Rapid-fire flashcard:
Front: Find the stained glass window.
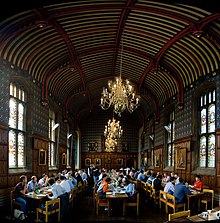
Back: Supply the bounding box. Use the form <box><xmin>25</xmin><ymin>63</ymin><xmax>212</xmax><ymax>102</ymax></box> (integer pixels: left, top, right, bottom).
<box><xmin>208</xmin><ymin>134</ymin><xmax>215</xmax><ymax>168</ymax></box>
<box><xmin>166</xmin><ymin>111</ymin><xmax>175</xmax><ymax>167</ymax></box>
<box><xmin>8</xmin><ymin>83</ymin><xmax>26</xmax><ymax>168</ymax></box>
<box><xmin>201</xmin><ymin>108</ymin><xmax>206</xmax><ymax>134</ymax></box>
<box><xmin>9</xmin><ymin>130</ymin><xmax>16</xmax><ymax>166</ymax></box>
<box><xmin>49</xmin><ymin>110</ymin><xmax>57</xmax><ymax>167</ymax></box>
<box><xmin>9</xmin><ymin>98</ymin><xmax>17</xmax><ymax>128</ymax></box>
<box><xmin>208</xmin><ymin>104</ymin><xmax>215</xmax><ymax>133</ymax></box>
<box><xmin>199</xmin><ymin>89</ymin><xmax>215</xmax><ymax>168</ymax></box>
<box><xmin>199</xmin><ymin>136</ymin><xmax>206</xmax><ymax>167</ymax></box>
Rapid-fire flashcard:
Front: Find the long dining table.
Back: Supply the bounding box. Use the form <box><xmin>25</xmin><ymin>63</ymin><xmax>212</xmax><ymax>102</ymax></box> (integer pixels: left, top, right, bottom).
<box><xmin>106</xmin><ymin>191</ymin><xmax>128</xmax><ymax>216</ymax></box>
<box><xmin>168</xmin><ymin>206</ymin><xmax>220</xmax><ymax>222</ymax></box>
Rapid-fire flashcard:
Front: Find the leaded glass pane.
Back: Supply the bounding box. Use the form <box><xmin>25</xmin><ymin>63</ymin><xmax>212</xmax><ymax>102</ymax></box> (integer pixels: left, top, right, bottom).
<box><xmin>208</xmin><ymin>134</ymin><xmax>215</xmax><ymax>167</ymax></box>
<box><xmin>213</xmin><ymin>90</ymin><xmax>215</xmax><ymax>101</ymax></box>
<box><xmin>10</xmin><ymin>83</ymin><xmax>13</xmax><ymax>95</ymax></box>
<box><xmin>9</xmin><ymin>98</ymin><xmax>17</xmax><ymax>128</ymax></box>
<box><xmin>201</xmin><ymin>108</ymin><xmax>206</xmax><ymax>134</ymax></box>
<box><xmin>208</xmin><ymin>104</ymin><xmax>215</xmax><ymax>133</ymax></box>
<box><xmin>168</xmin><ymin>144</ymin><xmax>172</xmax><ymax>166</ymax></box>
<box><xmin>151</xmin><ymin>150</ymin><xmax>154</xmax><ymax>166</ymax></box>
<box><xmin>209</xmin><ymin>92</ymin><xmax>211</xmax><ymax>103</ymax></box>
<box><xmin>200</xmin><ymin>136</ymin><xmax>206</xmax><ymax>167</ymax></box>
<box><xmin>9</xmin><ymin>130</ymin><xmax>16</xmax><ymax>166</ymax></box>
<box><xmin>22</xmin><ymin>90</ymin><xmax>25</xmax><ymax>102</ymax></box>
<box><xmin>51</xmin><ymin>142</ymin><xmax>55</xmax><ymax>166</ymax></box>
<box><xmin>18</xmin><ymin>132</ymin><xmax>24</xmax><ymax>166</ymax></box>
<box><xmin>172</xmin><ymin>122</ymin><xmax>175</xmax><ymax>141</ymax></box>
<box><xmin>13</xmin><ymin>85</ymin><xmax>16</xmax><ymax>97</ymax></box>
<box><xmin>18</xmin><ymin>103</ymin><xmax>24</xmax><ymax>130</ymax></box>
<box><xmin>200</xmin><ymin>96</ymin><xmax>203</xmax><ymax>106</ymax></box>
<box><xmin>204</xmin><ymin>95</ymin><xmax>206</xmax><ymax>105</ymax></box>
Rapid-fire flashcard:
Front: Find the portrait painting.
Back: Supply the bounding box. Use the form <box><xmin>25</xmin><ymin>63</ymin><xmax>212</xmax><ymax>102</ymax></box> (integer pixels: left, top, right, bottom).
<box><xmin>95</xmin><ymin>158</ymin><xmax>101</xmax><ymax>166</ymax></box>
<box><xmin>62</xmin><ymin>153</ymin><xmax>67</xmax><ymax>165</ymax></box>
<box><xmin>39</xmin><ymin>150</ymin><xmax>46</xmax><ymax>165</ymax></box>
<box><xmin>176</xmin><ymin>147</ymin><xmax>186</xmax><ymax>170</ymax></box>
<box><xmin>117</xmin><ymin>159</ymin><xmax>123</xmax><ymax>166</ymax></box>
<box><xmin>85</xmin><ymin>158</ymin><xmax>91</xmax><ymax>166</ymax></box>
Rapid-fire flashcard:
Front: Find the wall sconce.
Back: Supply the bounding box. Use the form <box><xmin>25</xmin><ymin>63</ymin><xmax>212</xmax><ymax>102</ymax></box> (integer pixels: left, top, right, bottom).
<box><xmin>52</xmin><ymin>123</ymin><xmax>60</xmax><ymax>131</ymax></box>
<box><xmin>164</xmin><ymin>125</ymin><xmax>171</xmax><ymax>132</ymax></box>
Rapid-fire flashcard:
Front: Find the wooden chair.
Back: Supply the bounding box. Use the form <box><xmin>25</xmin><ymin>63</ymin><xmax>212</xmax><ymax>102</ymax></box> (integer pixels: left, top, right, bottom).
<box><xmin>168</xmin><ymin>210</ymin><xmax>191</xmax><ymax>221</ymax></box>
<box><xmin>125</xmin><ymin>192</ymin><xmax>139</xmax><ymax>216</ymax></box>
<box><xmin>77</xmin><ymin>182</ymin><xmax>83</xmax><ymax>199</ymax></box>
<box><xmin>166</xmin><ymin>193</ymin><xmax>186</xmax><ymax>213</ymax></box>
<box><xmin>159</xmin><ymin>190</ymin><xmax>167</xmax><ymax>212</ymax></box>
<box><xmin>36</xmin><ymin>198</ymin><xmax>60</xmax><ymax>222</ymax></box>
<box><xmin>151</xmin><ymin>188</ymin><xmax>160</xmax><ymax>205</ymax></box>
<box><xmin>95</xmin><ymin>193</ymin><xmax>109</xmax><ymax>215</ymax></box>
<box><xmin>68</xmin><ymin>188</ymin><xmax>74</xmax><ymax>209</ymax></box>
<box><xmin>10</xmin><ymin>190</ymin><xmax>22</xmax><ymax>213</ymax></box>
<box><xmin>146</xmin><ymin>183</ymin><xmax>152</xmax><ymax>199</ymax></box>
<box><xmin>201</xmin><ymin>189</ymin><xmax>214</xmax><ymax>210</ymax></box>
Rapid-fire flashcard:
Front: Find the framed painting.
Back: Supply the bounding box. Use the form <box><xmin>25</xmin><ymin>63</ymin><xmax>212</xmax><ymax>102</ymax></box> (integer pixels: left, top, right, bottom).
<box><xmin>117</xmin><ymin>159</ymin><xmax>123</xmax><ymax>166</ymax></box>
<box><xmin>176</xmin><ymin>147</ymin><xmax>186</xmax><ymax>170</ymax></box>
<box><xmin>95</xmin><ymin>158</ymin><xmax>101</xmax><ymax>166</ymax></box>
<box><xmin>85</xmin><ymin>158</ymin><xmax>91</xmax><ymax>166</ymax></box>
<box><xmin>39</xmin><ymin>149</ymin><xmax>46</xmax><ymax>165</ymax></box>
<box><xmin>62</xmin><ymin>153</ymin><xmax>67</xmax><ymax>165</ymax></box>
<box><xmin>88</xmin><ymin>142</ymin><xmax>98</xmax><ymax>152</ymax></box>
<box><xmin>154</xmin><ymin>154</ymin><xmax>160</xmax><ymax>167</ymax></box>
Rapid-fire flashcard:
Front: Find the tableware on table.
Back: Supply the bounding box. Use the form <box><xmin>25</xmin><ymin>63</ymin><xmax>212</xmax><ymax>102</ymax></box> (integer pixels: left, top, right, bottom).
<box><xmin>207</xmin><ymin>210</ymin><xmax>212</xmax><ymax>214</ymax></box>
<box><xmin>216</xmin><ymin>211</ymin><xmax>220</xmax><ymax>219</ymax></box>
<box><xmin>201</xmin><ymin>211</ymin><xmax>208</xmax><ymax>218</ymax></box>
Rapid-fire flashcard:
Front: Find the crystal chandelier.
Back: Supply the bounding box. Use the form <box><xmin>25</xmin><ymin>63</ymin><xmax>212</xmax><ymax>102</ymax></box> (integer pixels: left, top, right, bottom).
<box><xmin>100</xmin><ymin>35</ymin><xmax>140</xmax><ymax>117</ymax></box>
<box><xmin>104</xmin><ymin>117</ymin><xmax>123</xmax><ymax>152</ymax></box>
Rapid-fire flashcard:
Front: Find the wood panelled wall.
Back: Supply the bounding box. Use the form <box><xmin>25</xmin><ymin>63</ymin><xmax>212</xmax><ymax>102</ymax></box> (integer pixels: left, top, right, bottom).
<box><xmin>0</xmin><ymin>123</ymin><xmax>8</xmax><ymax>188</ymax></box>
<box><xmin>81</xmin><ymin>152</ymin><xmax>137</xmax><ymax>170</ymax></box>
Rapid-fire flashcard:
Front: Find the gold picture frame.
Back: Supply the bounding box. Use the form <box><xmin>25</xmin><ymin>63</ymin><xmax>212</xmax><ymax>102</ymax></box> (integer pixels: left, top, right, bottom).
<box><xmin>176</xmin><ymin>147</ymin><xmax>186</xmax><ymax>170</ymax></box>
<box><xmin>39</xmin><ymin>149</ymin><xmax>46</xmax><ymax>165</ymax></box>
<box><xmin>85</xmin><ymin>158</ymin><xmax>91</xmax><ymax>166</ymax></box>
<box><xmin>117</xmin><ymin>159</ymin><xmax>123</xmax><ymax>166</ymax></box>
<box><xmin>62</xmin><ymin>153</ymin><xmax>67</xmax><ymax>165</ymax></box>
<box><xmin>95</xmin><ymin>158</ymin><xmax>101</xmax><ymax>166</ymax></box>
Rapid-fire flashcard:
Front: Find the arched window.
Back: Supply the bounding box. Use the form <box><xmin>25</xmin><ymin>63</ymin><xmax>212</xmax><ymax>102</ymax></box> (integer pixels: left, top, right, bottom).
<box><xmin>48</xmin><ymin>110</ymin><xmax>59</xmax><ymax>167</ymax></box>
<box><xmin>8</xmin><ymin>83</ymin><xmax>26</xmax><ymax>168</ymax></box>
<box><xmin>199</xmin><ymin>90</ymin><xmax>216</xmax><ymax>168</ymax></box>
<box><xmin>166</xmin><ymin>111</ymin><xmax>175</xmax><ymax>167</ymax></box>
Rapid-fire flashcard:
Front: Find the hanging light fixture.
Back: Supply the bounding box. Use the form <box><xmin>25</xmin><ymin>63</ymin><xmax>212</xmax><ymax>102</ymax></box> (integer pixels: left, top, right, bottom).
<box><xmin>104</xmin><ymin>117</ymin><xmax>123</xmax><ymax>152</ymax></box>
<box><xmin>100</xmin><ymin>33</ymin><xmax>140</xmax><ymax>117</ymax></box>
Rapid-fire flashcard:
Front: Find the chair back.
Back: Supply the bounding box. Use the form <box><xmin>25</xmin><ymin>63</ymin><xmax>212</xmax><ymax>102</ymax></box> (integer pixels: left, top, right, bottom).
<box><xmin>168</xmin><ymin>210</ymin><xmax>190</xmax><ymax>221</ymax></box>
<box><xmin>202</xmin><ymin>188</ymin><xmax>214</xmax><ymax>209</ymax></box>
<box><xmin>125</xmin><ymin>192</ymin><xmax>139</xmax><ymax>216</ymax></box>
<box><xmin>45</xmin><ymin>198</ymin><xmax>60</xmax><ymax>213</ymax></box>
<box><xmin>10</xmin><ymin>190</ymin><xmax>22</xmax><ymax>211</ymax></box>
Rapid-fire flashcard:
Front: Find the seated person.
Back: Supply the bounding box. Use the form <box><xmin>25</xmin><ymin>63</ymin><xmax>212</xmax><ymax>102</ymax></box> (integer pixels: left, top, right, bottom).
<box><xmin>47</xmin><ymin>178</ymin><xmax>65</xmax><ymax>199</ymax></box>
<box><xmin>164</xmin><ymin>177</ymin><xmax>176</xmax><ymax>195</ymax></box>
<box><xmin>27</xmin><ymin>176</ymin><xmax>38</xmax><ymax>192</ymax></box>
<box><xmin>174</xmin><ymin>177</ymin><xmax>191</xmax><ymax>204</ymax></box>
<box><xmin>153</xmin><ymin>174</ymin><xmax>164</xmax><ymax>195</ymax></box>
<box><xmin>192</xmin><ymin>175</ymin><xmax>203</xmax><ymax>191</ymax></box>
<box><xmin>38</xmin><ymin>173</ymin><xmax>48</xmax><ymax>188</ymax></box>
<box><xmin>124</xmin><ymin>178</ymin><xmax>136</xmax><ymax>201</ymax></box>
<box><xmin>14</xmin><ymin>175</ymin><xmax>28</xmax><ymax>215</ymax></box>
<box><xmin>97</xmin><ymin>177</ymin><xmax>113</xmax><ymax>199</ymax></box>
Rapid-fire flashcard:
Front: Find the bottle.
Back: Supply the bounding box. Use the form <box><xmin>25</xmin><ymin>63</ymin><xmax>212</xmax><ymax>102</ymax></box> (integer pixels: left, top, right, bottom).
<box><xmin>34</xmin><ymin>185</ymin><xmax>39</xmax><ymax>194</ymax></box>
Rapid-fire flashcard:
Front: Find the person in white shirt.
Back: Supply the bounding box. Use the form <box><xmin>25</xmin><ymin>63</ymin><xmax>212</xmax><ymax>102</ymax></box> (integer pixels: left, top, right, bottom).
<box><xmin>47</xmin><ymin>178</ymin><xmax>64</xmax><ymax>199</ymax></box>
<box><xmin>164</xmin><ymin>177</ymin><xmax>176</xmax><ymax>195</ymax></box>
<box><xmin>60</xmin><ymin>175</ymin><xmax>71</xmax><ymax>193</ymax></box>
<box><xmin>38</xmin><ymin>173</ymin><xmax>48</xmax><ymax>188</ymax></box>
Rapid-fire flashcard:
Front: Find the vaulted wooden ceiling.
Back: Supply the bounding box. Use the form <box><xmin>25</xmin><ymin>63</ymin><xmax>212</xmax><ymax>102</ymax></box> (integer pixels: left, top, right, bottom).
<box><xmin>0</xmin><ymin>0</ymin><xmax>219</xmax><ymax>125</ymax></box>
